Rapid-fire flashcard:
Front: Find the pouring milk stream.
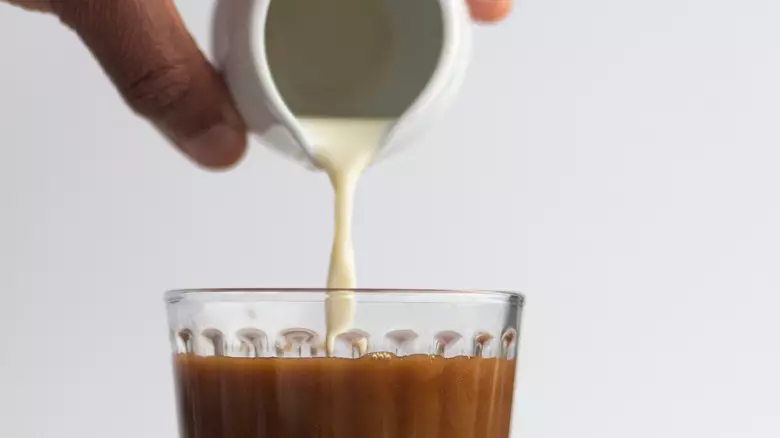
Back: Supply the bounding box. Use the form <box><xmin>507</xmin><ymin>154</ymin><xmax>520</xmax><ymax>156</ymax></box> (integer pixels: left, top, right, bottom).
<box><xmin>213</xmin><ymin>0</ymin><xmax>472</xmax><ymax>355</ymax></box>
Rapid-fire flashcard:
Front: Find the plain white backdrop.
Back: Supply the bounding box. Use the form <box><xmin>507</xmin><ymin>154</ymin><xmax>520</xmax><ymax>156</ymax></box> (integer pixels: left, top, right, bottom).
<box><xmin>1</xmin><ymin>0</ymin><xmax>779</xmax><ymax>437</ymax></box>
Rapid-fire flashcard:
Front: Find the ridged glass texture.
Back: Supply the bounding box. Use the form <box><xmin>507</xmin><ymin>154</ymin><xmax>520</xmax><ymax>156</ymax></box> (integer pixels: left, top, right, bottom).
<box><xmin>165</xmin><ymin>289</ymin><xmax>524</xmax><ymax>438</ymax></box>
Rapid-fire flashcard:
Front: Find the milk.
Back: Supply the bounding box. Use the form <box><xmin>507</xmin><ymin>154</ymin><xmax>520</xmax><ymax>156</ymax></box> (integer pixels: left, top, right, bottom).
<box><xmin>262</xmin><ymin>0</ymin><xmax>448</xmax><ymax>355</ymax></box>
<box><xmin>299</xmin><ymin>118</ymin><xmax>393</xmax><ymax>354</ymax></box>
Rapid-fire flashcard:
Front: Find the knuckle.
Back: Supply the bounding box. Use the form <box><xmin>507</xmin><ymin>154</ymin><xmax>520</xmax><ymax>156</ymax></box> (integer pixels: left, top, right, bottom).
<box><xmin>121</xmin><ymin>61</ymin><xmax>193</xmax><ymax>119</ymax></box>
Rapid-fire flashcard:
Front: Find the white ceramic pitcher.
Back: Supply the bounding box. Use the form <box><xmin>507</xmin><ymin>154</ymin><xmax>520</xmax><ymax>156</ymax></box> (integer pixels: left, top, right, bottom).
<box><xmin>212</xmin><ymin>0</ymin><xmax>472</xmax><ymax>170</ymax></box>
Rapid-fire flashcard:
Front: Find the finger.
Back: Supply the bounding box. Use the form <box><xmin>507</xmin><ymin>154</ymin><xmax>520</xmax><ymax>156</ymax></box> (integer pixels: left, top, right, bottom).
<box><xmin>467</xmin><ymin>0</ymin><xmax>512</xmax><ymax>23</ymax></box>
<box><xmin>51</xmin><ymin>0</ymin><xmax>246</xmax><ymax>169</ymax></box>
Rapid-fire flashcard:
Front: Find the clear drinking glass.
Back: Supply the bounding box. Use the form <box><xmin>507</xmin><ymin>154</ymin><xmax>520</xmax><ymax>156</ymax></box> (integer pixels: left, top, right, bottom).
<box><xmin>165</xmin><ymin>289</ymin><xmax>524</xmax><ymax>438</ymax></box>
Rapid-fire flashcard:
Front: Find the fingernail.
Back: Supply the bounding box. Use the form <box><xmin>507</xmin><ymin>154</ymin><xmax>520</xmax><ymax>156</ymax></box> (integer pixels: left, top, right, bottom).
<box><xmin>179</xmin><ymin>123</ymin><xmax>246</xmax><ymax>169</ymax></box>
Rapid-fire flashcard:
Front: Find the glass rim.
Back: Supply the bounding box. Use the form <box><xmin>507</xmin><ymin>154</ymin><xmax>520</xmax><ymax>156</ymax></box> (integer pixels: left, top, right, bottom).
<box><xmin>164</xmin><ymin>288</ymin><xmax>524</xmax><ymax>305</ymax></box>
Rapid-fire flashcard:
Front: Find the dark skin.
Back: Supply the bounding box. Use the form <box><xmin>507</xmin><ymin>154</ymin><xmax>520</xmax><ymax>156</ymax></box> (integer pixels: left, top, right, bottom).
<box><xmin>4</xmin><ymin>0</ymin><xmax>511</xmax><ymax>169</ymax></box>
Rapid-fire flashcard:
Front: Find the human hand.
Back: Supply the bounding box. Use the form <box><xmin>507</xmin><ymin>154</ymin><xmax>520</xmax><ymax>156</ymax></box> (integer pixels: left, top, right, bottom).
<box><xmin>4</xmin><ymin>0</ymin><xmax>511</xmax><ymax>169</ymax></box>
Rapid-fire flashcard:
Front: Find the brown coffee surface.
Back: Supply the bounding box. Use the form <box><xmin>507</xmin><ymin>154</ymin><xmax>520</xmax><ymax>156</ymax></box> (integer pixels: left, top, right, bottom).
<box><xmin>174</xmin><ymin>354</ymin><xmax>516</xmax><ymax>438</ymax></box>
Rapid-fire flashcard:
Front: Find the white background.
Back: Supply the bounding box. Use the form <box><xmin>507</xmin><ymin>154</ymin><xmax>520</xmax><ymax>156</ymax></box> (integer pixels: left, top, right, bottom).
<box><xmin>1</xmin><ymin>0</ymin><xmax>779</xmax><ymax>437</ymax></box>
